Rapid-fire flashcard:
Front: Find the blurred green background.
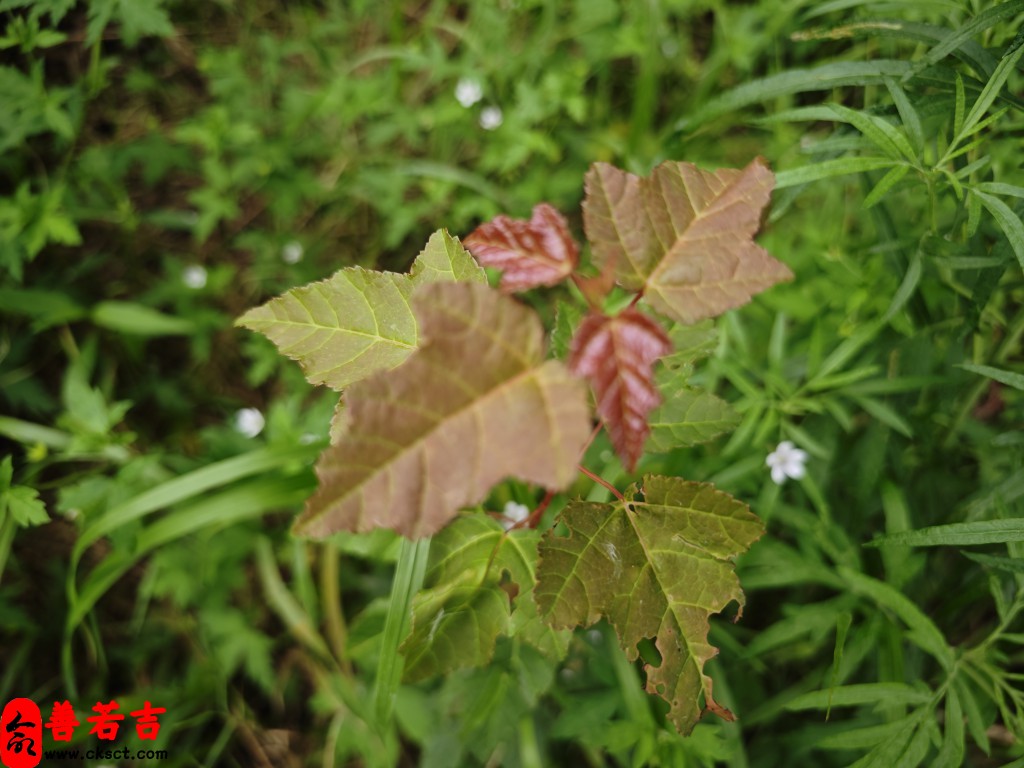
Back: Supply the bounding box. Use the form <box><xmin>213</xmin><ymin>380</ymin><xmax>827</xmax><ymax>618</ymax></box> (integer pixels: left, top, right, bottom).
<box><xmin>1</xmin><ymin>1</ymin><xmax>1022</xmax><ymax>766</ymax></box>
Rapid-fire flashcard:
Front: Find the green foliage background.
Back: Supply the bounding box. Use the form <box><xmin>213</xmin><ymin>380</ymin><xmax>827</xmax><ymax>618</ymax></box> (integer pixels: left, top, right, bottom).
<box><xmin>0</xmin><ymin>0</ymin><xmax>1022</xmax><ymax>766</ymax></box>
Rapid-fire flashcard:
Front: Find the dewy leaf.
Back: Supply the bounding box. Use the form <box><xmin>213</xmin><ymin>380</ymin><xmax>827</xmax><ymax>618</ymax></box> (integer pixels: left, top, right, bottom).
<box><xmin>582</xmin><ymin>158</ymin><xmax>792</xmax><ymax>323</ymax></box>
<box><xmin>401</xmin><ymin>515</ymin><xmax>560</xmax><ymax>681</ymax></box>
<box><xmin>647</xmin><ymin>388</ymin><xmax>739</xmax><ymax>452</ymax></box>
<box><xmin>569</xmin><ymin>308</ymin><xmax>671</xmax><ymax>470</ymax></box>
<box><xmin>464</xmin><ymin>203</ymin><xmax>579</xmax><ymax>292</ymax></box>
<box><xmin>536</xmin><ymin>475</ymin><xmax>764</xmax><ymax>734</ymax></box>
<box><xmin>236</xmin><ymin>229</ymin><xmax>484</xmax><ymax>390</ymax></box>
<box><xmin>295</xmin><ymin>282</ymin><xmax>592</xmax><ymax>539</ymax></box>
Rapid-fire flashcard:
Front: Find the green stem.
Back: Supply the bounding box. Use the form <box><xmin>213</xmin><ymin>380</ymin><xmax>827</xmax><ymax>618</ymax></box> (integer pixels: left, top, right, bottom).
<box><xmin>321</xmin><ymin>544</ymin><xmax>352</xmax><ymax>675</ymax></box>
<box><xmin>372</xmin><ymin>535</ymin><xmax>430</xmax><ymax>729</ymax></box>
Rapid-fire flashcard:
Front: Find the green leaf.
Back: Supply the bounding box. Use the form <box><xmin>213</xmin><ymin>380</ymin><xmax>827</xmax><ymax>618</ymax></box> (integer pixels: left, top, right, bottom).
<box><xmin>960</xmin><ymin>33</ymin><xmax>1024</xmax><ymax>136</ymax></box>
<box><xmin>885</xmin><ymin>78</ymin><xmax>923</xmax><ymax>151</ymax></box>
<box><xmin>839</xmin><ymin>569</ymin><xmax>954</xmax><ymax>669</ymax></box>
<box><xmin>864</xmin><ymin>165</ymin><xmax>911</xmax><ymax>209</ymax></box>
<box><xmin>775</xmin><ymin>157</ymin><xmax>897</xmax><ymax>189</ymax></box>
<box><xmin>848</xmin><ymin>709</ymin><xmax>931</xmax><ymax>768</ymax></box>
<box><xmin>954</xmin><ymin>677</ymin><xmax>991</xmax><ymax>755</ymax></box>
<box><xmin>536</xmin><ymin>475</ymin><xmax>764</xmax><ymax>733</ymax></box>
<box><xmin>786</xmin><ymin>683</ymin><xmax>932</xmax><ymax>711</ymax></box>
<box><xmin>401</xmin><ymin>516</ymin><xmax>559</xmax><ymax>681</ymax></box>
<box><xmin>852</xmin><ymin>394</ymin><xmax>913</xmax><ymax>437</ymax></box>
<box><xmin>4</xmin><ymin>484</ymin><xmax>49</xmax><ymax>527</ymax></box>
<box><xmin>868</xmin><ymin>519</ymin><xmax>1024</xmax><ymax>547</ymax></box>
<box><xmin>409</xmin><ymin>229</ymin><xmax>489</xmax><ymax>285</ymax></box>
<box><xmin>296</xmin><ymin>282</ymin><xmax>591</xmax><ymax>539</ymax></box>
<box><xmin>828</xmin><ymin>612</ymin><xmax>853</xmax><ymax>719</ymax></box>
<box><xmin>660</xmin><ymin>320</ymin><xmax>718</xmax><ymax>371</ymax></box>
<box><xmin>237</xmin><ymin>230</ymin><xmax>485</xmax><ymax>391</ymax></box>
<box><xmin>816</xmin><ymin>716</ymin><xmax>918</xmax><ymax>751</ymax></box>
<box><xmin>962</xmin><ymin>551</ymin><xmax>1024</xmax><ymax>574</ymax></box>
<box><xmin>647</xmin><ymin>388</ymin><xmax>739</xmax><ymax>452</ymax></box>
<box><xmin>975</xmin><ymin>191</ymin><xmax>1024</xmax><ymax>271</ymax></box>
<box><xmin>675</xmin><ymin>60</ymin><xmax>913</xmax><ymax>129</ymax></box>
<box><xmin>934</xmin><ymin>683</ymin><xmax>965</xmax><ymax>768</ymax></box>
<box><xmin>0</xmin><ymin>287</ymin><xmax>85</xmax><ymax>329</ymax></box>
<box><xmin>953</xmin><ymin>72</ymin><xmax>966</xmax><ymax>139</ymax></box>
<box><xmin>975</xmin><ymin>182</ymin><xmax>1024</xmax><ymax>200</ymax></box>
<box><xmin>91</xmin><ymin>301</ymin><xmax>195</xmax><ymax>336</ymax></box>
<box><xmin>957</xmin><ymin>362</ymin><xmax>1024</xmax><ymax>390</ymax></box>
<box><xmin>88</xmin><ymin>0</ymin><xmax>173</xmax><ymax>47</ymax></box>
<box><xmin>827</xmin><ymin>104</ymin><xmax>916</xmax><ymax>162</ymax></box>
<box><xmin>551</xmin><ymin>299</ymin><xmax>584</xmax><ymax>360</ymax></box>
<box><xmin>882</xmin><ymin>249</ymin><xmax>922</xmax><ymax>321</ymax></box>
<box><xmin>912</xmin><ymin>0</ymin><xmax>1024</xmax><ymax>71</ymax></box>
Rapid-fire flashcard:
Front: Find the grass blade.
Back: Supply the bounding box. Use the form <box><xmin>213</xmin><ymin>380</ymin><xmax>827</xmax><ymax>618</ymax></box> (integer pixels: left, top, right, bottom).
<box><xmin>868</xmin><ymin>519</ymin><xmax>1024</xmax><ymax>547</ymax></box>
<box><xmin>957</xmin><ymin>362</ymin><xmax>1024</xmax><ymax>390</ymax></box>
<box><xmin>372</xmin><ymin>535</ymin><xmax>430</xmax><ymax>729</ymax></box>
<box><xmin>776</xmin><ymin>157</ymin><xmax>897</xmax><ymax>189</ymax></box>
<box><xmin>962</xmin><ymin>551</ymin><xmax>1024</xmax><ymax>574</ymax></box>
<box><xmin>786</xmin><ymin>683</ymin><xmax>931</xmax><ymax>711</ymax></box>
<box><xmin>973</xmin><ymin>191</ymin><xmax>1024</xmax><ymax>271</ymax></box>
<box><xmin>676</xmin><ymin>61</ymin><xmax>913</xmax><ymax>129</ymax></box>
<box><xmin>911</xmin><ymin>0</ymin><xmax>1024</xmax><ymax>71</ymax></box>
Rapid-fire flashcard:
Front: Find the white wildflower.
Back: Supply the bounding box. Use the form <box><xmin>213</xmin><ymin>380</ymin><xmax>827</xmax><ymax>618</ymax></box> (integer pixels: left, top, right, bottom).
<box><xmin>479</xmin><ymin>105</ymin><xmax>503</xmax><ymax>130</ymax></box>
<box><xmin>765</xmin><ymin>440</ymin><xmax>808</xmax><ymax>485</ymax></box>
<box><xmin>455</xmin><ymin>77</ymin><xmax>483</xmax><ymax>108</ymax></box>
<box><xmin>233</xmin><ymin>407</ymin><xmax>265</xmax><ymax>438</ymax></box>
<box><xmin>501</xmin><ymin>501</ymin><xmax>530</xmax><ymax>530</ymax></box>
<box><xmin>182</xmin><ymin>265</ymin><xmax>207</xmax><ymax>289</ymax></box>
<box><xmin>281</xmin><ymin>241</ymin><xmax>304</xmax><ymax>264</ymax></box>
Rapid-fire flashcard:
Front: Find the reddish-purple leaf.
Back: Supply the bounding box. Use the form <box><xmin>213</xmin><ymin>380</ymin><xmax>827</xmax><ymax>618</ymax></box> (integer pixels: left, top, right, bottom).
<box><xmin>464</xmin><ymin>203</ymin><xmax>579</xmax><ymax>292</ymax></box>
<box><xmin>569</xmin><ymin>308</ymin><xmax>672</xmax><ymax>471</ymax></box>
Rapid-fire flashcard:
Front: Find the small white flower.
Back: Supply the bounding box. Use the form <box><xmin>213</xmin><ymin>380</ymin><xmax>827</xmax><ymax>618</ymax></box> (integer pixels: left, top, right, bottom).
<box><xmin>233</xmin><ymin>407</ymin><xmax>265</xmax><ymax>438</ymax></box>
<box><xmin>479</xmin><ymin>105</ymin><xmax>503</xmax><ymax>130</ymax></box>
<box><xmin>281</xmin><ymin>241</ymin><xmax>304</xmax><ymax>264</ymax></box>
<box><xmin>183</xmin><ymin>265</ymin><xmax>207</xmax><ymax>289</ymax></box>
<box><xmin>501</xmin><ymin>501</ymin><xmax>530</xmax><ymax>530</ymax></box>
<box><xmin>766</xmin><ymin>441</ymin><xmax>808</xmax><ymax>485</ymax></box>
<box><xmin>455</xmin><ymin>77</ymin><xmax>483</xmax><ymax>108</ymax></box>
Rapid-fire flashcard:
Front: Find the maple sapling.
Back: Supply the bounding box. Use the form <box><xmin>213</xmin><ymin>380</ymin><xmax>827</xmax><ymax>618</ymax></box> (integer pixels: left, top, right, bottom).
<box><xmin>238</xmin><ymin>157</ymin><xmax>792</xmax><ymax>734</ymax></box>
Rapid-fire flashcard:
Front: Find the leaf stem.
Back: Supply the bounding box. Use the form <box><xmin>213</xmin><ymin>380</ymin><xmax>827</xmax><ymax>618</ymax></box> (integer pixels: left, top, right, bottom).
<box><xmin>577</xmin><ymin>464</ymin><xmax>624</xmax><ymax>501</ymax></box>
<box><xmin>515</xmin><ymin>489</ymin><xmax>555</xmax><ymax>531</ymax></box>
<box><xmin>320</xmin><ymin>544</ymin><xmax>352</xmax><ymax>675</ymax></box>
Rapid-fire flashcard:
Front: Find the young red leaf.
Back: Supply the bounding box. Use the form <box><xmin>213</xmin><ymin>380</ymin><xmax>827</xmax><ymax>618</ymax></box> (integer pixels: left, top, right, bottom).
<box><xmin>569</xmin><ymin>308</ymin><xmax>671</xmax><ymax>470</ymax></box>
<box><xmin>464</xmin><ymin>203</ymin><xmax>579</xmax><ymax>292</ymax></box>
<box><xmin>583</xmin><ymin>158</ymin><xmax>792</xmax><ymax>323</ymax></box>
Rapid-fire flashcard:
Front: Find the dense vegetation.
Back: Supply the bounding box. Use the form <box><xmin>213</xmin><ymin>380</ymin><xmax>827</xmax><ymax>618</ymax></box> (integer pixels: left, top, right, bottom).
<box><xmin>1</xmin><ymin>1</ymin><xmax>1022</xmax><ymax>766</ymax></box>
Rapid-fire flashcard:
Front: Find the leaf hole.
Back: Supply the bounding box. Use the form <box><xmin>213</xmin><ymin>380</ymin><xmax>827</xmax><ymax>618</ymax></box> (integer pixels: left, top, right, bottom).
<box><xmin>637</xmin><ymin>637</ymin><xmax>662</xmax><ymax>668</ymax></box>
